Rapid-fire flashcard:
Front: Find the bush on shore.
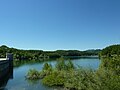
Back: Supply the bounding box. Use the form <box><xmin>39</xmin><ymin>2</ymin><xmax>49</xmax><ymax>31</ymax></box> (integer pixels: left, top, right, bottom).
<box><xmin>26</xmin><ymin>57</ymin><xmax>120</xmax><ymax>90</ymax></box>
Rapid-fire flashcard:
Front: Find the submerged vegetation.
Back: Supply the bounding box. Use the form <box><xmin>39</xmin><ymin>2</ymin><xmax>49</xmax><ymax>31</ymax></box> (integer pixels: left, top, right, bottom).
<box><xmin>26</xmin><ymin>44</ymin><xmax>120</xmax><ymax>90</ymax></box>
<box><xmin>26</xmin><ymin>56</ymin><xmax>120</xmax><ymax>90</ymax></box>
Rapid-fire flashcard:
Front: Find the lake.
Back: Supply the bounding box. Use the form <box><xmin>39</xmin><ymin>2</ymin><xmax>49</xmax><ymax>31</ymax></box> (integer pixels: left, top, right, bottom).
<box><xmin>2</xmin><ymin>57</ymin><xmax>100</xmax><ymax>90</ymax></box>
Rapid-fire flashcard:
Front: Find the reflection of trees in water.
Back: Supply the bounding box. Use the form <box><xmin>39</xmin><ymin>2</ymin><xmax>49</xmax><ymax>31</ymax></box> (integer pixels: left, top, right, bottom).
<box><xmin>0</xmin><ymin>67</ymin><xmax>13</xmax><ymax>90</ymax></box>
<box><xmin>65</xmin><ymin>56</ymin><xmax>99</xmax><ymax>60</ymax></box>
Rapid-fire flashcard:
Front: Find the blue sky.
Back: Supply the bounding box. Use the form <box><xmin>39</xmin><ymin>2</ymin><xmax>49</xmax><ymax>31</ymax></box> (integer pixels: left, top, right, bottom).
<box><xmin>0</xmin><ymin>0</ymin><xmax>120</xmax><ymax>50</ymax></box>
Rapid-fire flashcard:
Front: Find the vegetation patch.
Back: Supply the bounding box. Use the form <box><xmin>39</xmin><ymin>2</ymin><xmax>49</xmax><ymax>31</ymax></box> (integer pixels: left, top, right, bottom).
<box><xmin>0</xmin><ymin>45</ymin><xmax>101</xmax><ymax>61</ymax></box>
<box><xmin>26</xmin><ymin>45</ymin><xmax>120</xmax><ymax>90</ymax></box>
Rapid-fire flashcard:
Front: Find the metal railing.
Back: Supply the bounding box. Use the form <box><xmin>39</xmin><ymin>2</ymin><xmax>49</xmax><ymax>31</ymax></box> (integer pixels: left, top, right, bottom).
<box><xmin>0</xmin><ymin>58</ymin><xmax>7</xmax><ymax>61</ymax></box>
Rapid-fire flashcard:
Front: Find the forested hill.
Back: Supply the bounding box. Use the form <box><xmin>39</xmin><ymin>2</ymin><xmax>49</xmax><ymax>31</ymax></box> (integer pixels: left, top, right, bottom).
<box><xmin>0</xmin><ymin>45</ymin><xmax>101</xmax><ymax>60</ymax></box>
<box><xmin>100</xmin><ymin>44</ymin><xmax>120</xmax><ymax>57</ymax></box>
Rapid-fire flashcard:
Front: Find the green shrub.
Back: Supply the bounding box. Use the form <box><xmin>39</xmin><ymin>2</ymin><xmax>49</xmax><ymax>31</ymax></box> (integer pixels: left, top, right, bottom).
<box><xmin>66</xmin><ymin>60</ymin><xmax>75</xmax><ymax>70</ymax></box>
<box><xmin>26</xmin><ymin>56</ymin><xmax>120</xmax><ymax>90</ymax></box>
<box><xmin>55</xmin><ymin>60</ymin><xmax>75</xmax><ymax>71</ymax></box>
<box><xmin>43</xmin><ymin>62</ymin><xmax>52</xmax><ymax>71</ymax></box>
<box><xmin>42</xmin><ymin>71</ymin><xmax>64</xmax><ymax>86</ymax></box>
<box><xmin>26</xmin><ymin>69</ymin><xmax>40</xmax><ymax>80</ymax></box>
<box><xmin>55</xmin><ymin>60</ymin><xmax>66</xmax><ymax>70</ymax></box>
<box><xmin>100</xmin><ymin>56</ymin><xmax>120</xmax><ymax>75</ymax></box>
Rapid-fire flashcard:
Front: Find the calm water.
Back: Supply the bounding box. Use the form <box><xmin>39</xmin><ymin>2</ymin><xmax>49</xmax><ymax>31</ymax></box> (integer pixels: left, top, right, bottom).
<box><xmin>4</xmin><ymin>57</ymin><xmax>100</xmax><ymax>90</ymax></box>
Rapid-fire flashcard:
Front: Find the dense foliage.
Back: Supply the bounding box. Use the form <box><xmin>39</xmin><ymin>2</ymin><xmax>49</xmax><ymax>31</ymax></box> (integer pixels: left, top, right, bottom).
<box><xmin>100</xmin><ymin>44</ymin><xmax>120</xmax><ymax>56</ymax></box>
<box><xmin>0</xmin><ymin>45</ymin><xmax>101</xmax><ymax>61</ymax></box>
<box><xmin>26</xmin><ymin>56</ymin><xmax>120</xmax><ymax>90</ymax></box>
<box><xmin>26</xmin><ymin>45</ymin><xmax>120</xmax><ymax>90</ymax></box>
<box><xmin>99</xmin><ymin>56</ymin><xmax>120</xmax><ymax>75</ymax></box>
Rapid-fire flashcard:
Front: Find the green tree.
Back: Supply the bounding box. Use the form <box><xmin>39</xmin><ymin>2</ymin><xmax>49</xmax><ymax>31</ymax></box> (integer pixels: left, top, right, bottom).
<box><xmin>43</xmin><ymin>62</ymin><xmax>52</xmax><ymax>71</ymax></box>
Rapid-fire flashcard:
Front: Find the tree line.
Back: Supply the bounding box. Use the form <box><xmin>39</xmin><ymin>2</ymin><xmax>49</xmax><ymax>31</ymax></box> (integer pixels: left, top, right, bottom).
<box><xmin>0</xmin><ymin>45</ymin><xmax>101</xmax><ymax>61</ymax></box>
<box><xmin>100</xmin><ymin>44</ymin><xmax>120</xmax><ymax>57</ymax></box>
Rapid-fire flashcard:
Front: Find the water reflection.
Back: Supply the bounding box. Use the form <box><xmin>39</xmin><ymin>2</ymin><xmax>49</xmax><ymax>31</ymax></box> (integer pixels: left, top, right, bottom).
<box><xmin>3</xmin><ymin>57</ymin><xmax>100</xmax><ymax>90</ymax></box>
<box><xmin>65</xmin><ymin>56</ymin><xmax>99</xmax><ymax>60</ymax></box>
<box><xmin>0</xmin><ymin>67</ymin><xmax>13</xmax><ymax>90</ymax></box>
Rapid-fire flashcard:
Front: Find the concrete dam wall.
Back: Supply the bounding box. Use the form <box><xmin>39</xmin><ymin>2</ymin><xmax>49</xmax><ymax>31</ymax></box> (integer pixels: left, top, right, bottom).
<box><xmin>0</xmin><ymin>53</ymin><xmax>13</xmax><ymax>89</ymax></box>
